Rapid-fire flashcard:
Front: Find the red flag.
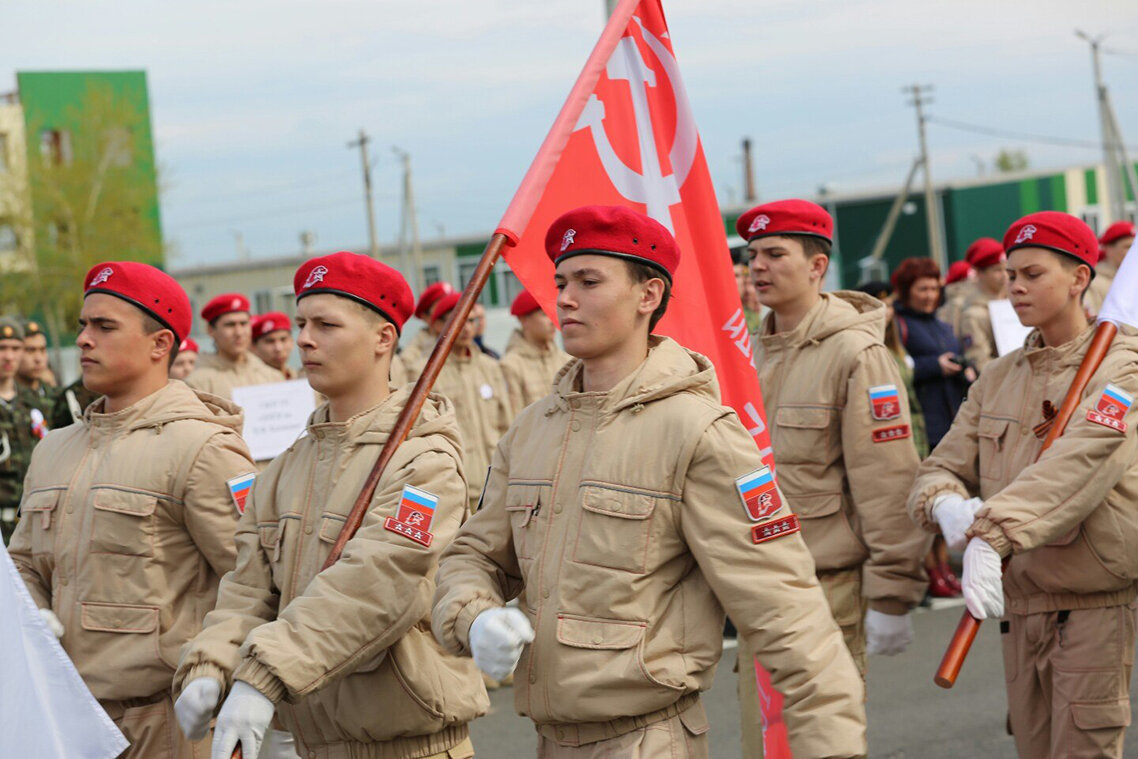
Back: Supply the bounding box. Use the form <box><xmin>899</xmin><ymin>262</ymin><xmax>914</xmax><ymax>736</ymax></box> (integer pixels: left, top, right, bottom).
<box><xmin>495</xmin><ymin>1</ymin><xmax>789</xmax><ymax>755</ymax></box>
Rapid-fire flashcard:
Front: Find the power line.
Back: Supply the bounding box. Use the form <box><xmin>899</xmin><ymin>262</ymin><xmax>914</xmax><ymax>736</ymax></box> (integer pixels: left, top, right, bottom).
<box><xmin>926</xmin><ymin>115</ymin><xmax>1138</xmax><ymax>153</ymax></box>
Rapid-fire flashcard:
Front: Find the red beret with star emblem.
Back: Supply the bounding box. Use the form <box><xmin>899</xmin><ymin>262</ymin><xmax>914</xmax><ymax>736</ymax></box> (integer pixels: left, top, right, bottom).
<box><xmin>735</xmin><ymin>199</ymin><xmax>833</xmax><ymax>245</ymax></box>
<box><xmin>252</xmin><ymin>311</ymin><xmax>292</xmax><ymax>342</ymax></box>
<box><xmin>964</xmin><ymin>238</ymin><xmax>1004</xmax><ymax>269</ymax></box>
<box><xmin>294</xmin><ymin>251</ymin><xmax>413</xmax><ymax>334</ymax></box>
<box><xmin>414</xmin><ymin>281</ymin><xmax>456</xmax><ymax>320</ymax></box>
<box><xmin>510</xmin><ymin>290</ymin><xmax>542</xmax><ymax>318</ymax></box>
<box><xmin>84</xmin><ymin>261</ymin><xmax>192</xmax><ymax>342</ymax></box>
<box><xmin>201</xmin><ymin>293</ymin><xmax>250</xmax><ymax>324</ymax></box>
<box><xmin>1100</xmin><ymin>221</ymin><xmax>1136</xmax><ymax>247</ymax></box>
<box><xmin>1004</xmin><ymin>212</ymin><xmax>1098</xmax><ymax>274</ymax></box>
<box><xmin>545</xmin><ymin>205</ymin><xmax>680</xmax><ymax>281</ymax></box>
<box><xmin>179</xmin><ymin>337</ymin><xmax>199</xmax><ymax>354</ymax></box>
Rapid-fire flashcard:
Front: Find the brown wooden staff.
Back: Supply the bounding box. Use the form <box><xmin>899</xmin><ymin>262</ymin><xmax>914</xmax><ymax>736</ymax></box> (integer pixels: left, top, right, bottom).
<box><xmin>934</xmin><ymin>320</ymin><xmax>1118</xmax><ymax>689</ymax></box>
<box><xmin>232</xmin><ymin>232</ymin><xmax>511</xmax><ymax>758</ymax></box>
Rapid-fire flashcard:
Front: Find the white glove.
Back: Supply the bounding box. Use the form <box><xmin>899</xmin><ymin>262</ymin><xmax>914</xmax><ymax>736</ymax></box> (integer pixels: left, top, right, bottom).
<box><xmin>932</xmin><ymin>494</ymin><xmax>984</xmax><ymax>552</ymax></box>
<box><xmin>39</xmin><ymin>608</ymin><xmax>64</xmax><ymax>638</ymax></box>
<box><xmin>258</xmin><ymin>729</ymin><xmax>299</xmax><ymax>759</ymax></box>
<box><xmin>865</xmin><ymin>609</ymin><xmax>914</xmax><ymax>656</ymax></box>
<box><xmin>962</xmin><ymin>537</ymin><xmax>1004</xmax><ymax>620</ymax></box>
<box><xmin>174</xmin><ymin>677</ymin><xmax>221</xmax><ymax>742</ymax></box>
<box><xmin>469</xmin><ymin>607</ymin><xmax>534</xmax><ymax>682</ymax></box>
<box><xmin>211</xmin><ymin>681</ymin><xmax>276</xmax><ymax>759</ymax></box>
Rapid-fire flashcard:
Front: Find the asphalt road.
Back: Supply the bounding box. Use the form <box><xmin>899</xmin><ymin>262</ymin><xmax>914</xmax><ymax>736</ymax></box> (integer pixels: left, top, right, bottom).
<box><xmin>469</xmin><ymin>599</ymin><xmax>1138</xmax><ymax>757</ymax></box>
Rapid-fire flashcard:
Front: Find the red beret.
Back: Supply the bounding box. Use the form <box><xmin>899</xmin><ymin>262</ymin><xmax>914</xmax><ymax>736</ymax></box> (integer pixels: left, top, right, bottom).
<box><xmin>963</xmin><ymin>238</ymin><xmax>1003</xmax><ymax>268</ymax></box>
<box><xmin>252</xmin><ymin>311</ymin><xmax>292</xmax><ymax>342</ymax></box>
<box><xmin>429</xmin><ymin>291</ymin><xmax>462</xmax><ymax>323</ymax></box>
<box><xmin>545</xmin><ymin>205</ymin><xmax>680</xmax><ymax>281</ymax></box>
<box><xmin>201</xmin><ymin>293</ymin><xmax>250</xmax><ymax>324</ymax></box>
<box><xmin>736</xmin><ymin>199</ymin><xmax>833</xmax><ymax>244</ymax></box>
<box><xmin>1004</xmin><ymin>212</ymin><xmax>1098</xmax><ymax>274</ymax></box>
<box><xmin>414</xmin><ymin>281</ymin><xmax>456</xmax><ymax>320</ymax></box>
<box><xmin>294</xmin><ymin>251</ymin><xmax>413</xmax><ymax>334</ymax></box>
<box><xmin>179</xmin><ymin>337</ymin><xmax>199</xmax><ymax>354</ymax></box>
<box><xmin>84</xmin><ymin>261</ymin><xmax>191</xmax><ymax>343</ymax></box>
<box><xmin>945</xmin><ymin>260</ymin><xmax>973</xmax><ymax>285</ymax></box>
<box><xmin>1100</xmin><ymin>221</ymin><xmax>1136</xmax><ymax>246</ymax></box>
<box><xmin>510</xmin><ymin>290</ymin><xmax>542</xmax><ymax>318</ymax></box>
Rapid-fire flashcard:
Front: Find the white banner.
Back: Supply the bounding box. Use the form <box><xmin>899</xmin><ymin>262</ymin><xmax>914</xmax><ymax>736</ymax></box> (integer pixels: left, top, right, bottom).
<box><xmin>232</xmin><ymin>379</ymin><xmax>316</xmax><ymax>461</ymax></box>
<box><xmin>989</xmin><ymin>298</ymin><xmax>1034</xmax><ymax>356</ymax></box>
<box><xmin>1097</xmin><ymin>237</ymin><xmax>1138</xmax><ymax>330</ymax></box>
<box><xmin>0</xmin><ymin>544</ymin><xmax>129</xmax><ymax>758</ymax></box>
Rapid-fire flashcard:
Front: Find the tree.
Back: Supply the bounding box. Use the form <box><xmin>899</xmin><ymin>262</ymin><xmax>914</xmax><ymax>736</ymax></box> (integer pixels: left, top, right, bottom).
<box><xmin>994</xmin><ymin>149</ymin><xmax>1030</xmax><ymax>174</ymax></box>
<box><xmin>2</xmin><ymin>81</ymin><xmax>164</xmax><ymax>364</ymax></box>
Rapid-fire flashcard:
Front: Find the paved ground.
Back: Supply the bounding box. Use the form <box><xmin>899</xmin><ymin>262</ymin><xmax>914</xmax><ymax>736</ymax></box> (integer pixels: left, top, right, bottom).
<box><xmin>470</xmin><ymin>599</ymin><xmax>1138</xmax><ymax>757</ymax></box>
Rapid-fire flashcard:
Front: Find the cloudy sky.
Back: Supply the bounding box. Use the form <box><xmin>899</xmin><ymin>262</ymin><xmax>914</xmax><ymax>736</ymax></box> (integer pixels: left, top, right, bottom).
<box><xmin>5</xmin><ymin>0</ymin><xmax>1138</xmax><ymax>268</ymax></box>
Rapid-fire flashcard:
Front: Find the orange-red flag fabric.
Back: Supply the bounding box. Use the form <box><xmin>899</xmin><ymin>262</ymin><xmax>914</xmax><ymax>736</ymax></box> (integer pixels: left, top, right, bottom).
<box><xmin>494</xmin><ymin>1</ymin><xmax>789</xmax><ymax>755</ymax></box>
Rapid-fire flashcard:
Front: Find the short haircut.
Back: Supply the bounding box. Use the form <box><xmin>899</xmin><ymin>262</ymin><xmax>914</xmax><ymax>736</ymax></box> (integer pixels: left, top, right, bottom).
<box><xmin>1052</xmin><ymin>251</ymin><xmax>1092</xmax><ymax>301</ymax></box>
<box><xmin>891</xmin><ymin>257</ymin><xmax>942</xmax><ymax>305</ymax></box>
<box><xmin>796</xmin><ymin>235</ymin><xmax>832</xmax><ymax>259</ymax></box>
<box><xmin>623</xmin><ymin>261</ymin><xmax>672</xmax><ymax>331</ymax></box>
<box><xmin>140</xmin><ymin>313</ymin><xmax>179</xmax><ymax>368</ymax></box>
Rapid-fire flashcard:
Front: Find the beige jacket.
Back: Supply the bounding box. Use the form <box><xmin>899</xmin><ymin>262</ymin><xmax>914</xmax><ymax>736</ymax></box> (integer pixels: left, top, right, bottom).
<box><xmin>187</xmin><ymin>351</ymin><xmax>285</xmax><ymax>401</ymax></box>
<box><xmin>1085</xmin><ymin>260</ymin><xmax>1117</xmax><ymax>316</ymax></box>
<box><xmin>433</xmin><ymin>337</ymin><xmax>866</xmax><ymax>758</ymax></box>
<box><xmin>175</xmin><ymin>387</ymin><xmax>486</xmax><ymax>756</ymax></box>
<box><xmin>8</xmin><ymin>381</ymin><xmax>253</xmax><ymax>702</ymax></box>
<box><xmin>399</xmin><ymin>328</ymin><xmax>437</xmax><ymax>372</ymax></box>
<box><xmin>753</xmin><ymin>292</ymin><xmax>928</xmax><ymax>613</ymax></box>
<box><xmin>938</xmin><ymin>280</ymin><xmax>976</xmax><ymax>336</ymax></box>
<box><xmin>958</xmin><ymin>289</ymin><xmax>999</xmax><ymax>372</ymax></box>
<box><xmin>909</xmin><ymin>325</ymin><xmax>1138</xmax><ymax>615</ymax></box>
<box><xmin>499</xmin><ymin>330</ymin><xmax>570</xmax><ymax>415</ymax></box>
<box><xmin>418</xmin><ymin>347</ymin><xmax>512</xmax><ymax>510</ymax></box>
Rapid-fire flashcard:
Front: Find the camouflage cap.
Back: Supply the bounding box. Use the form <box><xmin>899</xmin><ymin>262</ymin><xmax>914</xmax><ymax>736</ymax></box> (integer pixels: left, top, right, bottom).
<box><xmin>22</xmin><ymin>320</ymin><xmax>45</xmax><ymax>339</ymax></box>
<box><xmin>0</xmin><ymin>318</ymin><xmax>25</xmax><ymax>342</ymax></box>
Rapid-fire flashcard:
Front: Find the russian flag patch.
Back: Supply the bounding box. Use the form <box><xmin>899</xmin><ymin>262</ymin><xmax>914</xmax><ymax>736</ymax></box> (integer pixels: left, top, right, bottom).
<box><xmin>1087</xmin><ymin>383</ymin><xmax>1133</xmax><ymax>433</ymax></box>
<box><xmin>736</xmin><ymin>466</ymin><xmax>782</xmax><ymax>521</ymax></box>
<box><xmin>869</xmin><ymin>384</ymin><xmax>901</xmax><ymax>421</ymax></box>
<box><xmin>384</xmin><ymin>484</ymin><xmax>439</xmax><ymax>547</ymax></box>
<box><xmin>226</xmin><ymin>472</ymin><xmax>256</xmax><ymax>515</ymax></box>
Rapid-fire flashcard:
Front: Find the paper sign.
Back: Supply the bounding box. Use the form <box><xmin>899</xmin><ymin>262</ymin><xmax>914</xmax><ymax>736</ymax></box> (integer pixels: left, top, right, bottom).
<box><xmin>989</xmin><ymin>299</ymin><xmax>1033</xmax><ymax>357</ymax></box>
<box><xmin>231</xmin><ymin>379</ymin><xmax>316</xmax><ymax>461</ymax></box>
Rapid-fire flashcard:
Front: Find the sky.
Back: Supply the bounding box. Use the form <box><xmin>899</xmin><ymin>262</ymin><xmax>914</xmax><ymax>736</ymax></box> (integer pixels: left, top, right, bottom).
<box><xmin>5</xmin><ymin>0</ymin><xmax>1138</xmax><ymax>269</ymax></box>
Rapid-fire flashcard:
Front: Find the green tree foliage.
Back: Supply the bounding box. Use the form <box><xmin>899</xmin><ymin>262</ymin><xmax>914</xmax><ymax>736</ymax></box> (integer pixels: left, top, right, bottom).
<box><xmin>994</xmin><ymin>149</ymin><xmax>1030</xmax><ymax>174</ymax></box>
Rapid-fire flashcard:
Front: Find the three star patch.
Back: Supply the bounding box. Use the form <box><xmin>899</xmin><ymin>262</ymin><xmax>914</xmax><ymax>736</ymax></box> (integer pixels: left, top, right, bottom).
<box><xmin>1087</xmin><ymin>384</ymin><xmax>1132</xmax><ymax>433</ymax></box>
<box><xmin>869</xmin><ymin>384</ymin><xmax>901</xmax><ymax>421</ymax></box>
<box><xmin>383</xmin><ymin>484</ymin><xmax>439</xmax><ymax>547</ymax></box>
<box><xmin>736</xmin><ymin>466</ymin><xmax>782</xmax><ymax>521</ymax></box>
<box><xmin>751</xmin><ymin>514</ymin><xmax>801</xmax><ymax>545</ymax></box>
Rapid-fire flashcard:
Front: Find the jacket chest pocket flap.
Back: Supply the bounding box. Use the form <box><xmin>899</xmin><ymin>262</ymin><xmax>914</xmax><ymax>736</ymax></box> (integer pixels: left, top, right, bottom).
<box><xmin>977</xmin><ymin>417</ymin><xmax>1011</xmax><ymax>481</ymax></box>
<box><xmin>505</xmin><ymin>484</ymin><xmax>546</xmax><ymax>561</ymax></box>
<box><xmin>80</xmin><ymin>601</ymin><xmax>159</xmax><ymax>634</ymax></box>
<box><xmin>90</xmin><ymin>489</ymin><xmax>159</xmax><ymax>556</ymax></box>
<box><xmin>258</xmin><ymin>520</ymin><xmax>288</xmax><ymax>563</ymax></box>
<box><xmin>23</xmin><ymin>488</ymin><xmax>61</xmax><ymax>534</ymax></box>
<box><xmin>573</xmin><ymin>486</ymin><xmax>657</xmax><ymax>574</ymax></box>
<box><xmin>775</xmin><ymin>406</ymin><xmax>834</xmax><ymax>462</ymax></box>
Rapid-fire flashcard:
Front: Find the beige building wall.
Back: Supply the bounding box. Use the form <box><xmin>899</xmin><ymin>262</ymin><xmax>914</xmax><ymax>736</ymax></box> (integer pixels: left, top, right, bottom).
<box><xmin>0</xmin><ymin>97</ymin><xmax>32</xmax><ymax>271</ymax></box>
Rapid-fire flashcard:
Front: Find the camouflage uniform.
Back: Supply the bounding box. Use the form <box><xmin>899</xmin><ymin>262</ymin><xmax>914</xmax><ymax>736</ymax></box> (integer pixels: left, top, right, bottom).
<box><xmin>48</xmin><ymin>379</ymin><xmax>100</xmax><ymax>430</ymax></box>
<box><xmin>0</xmin><ymin>389</ymin><xmax>44</xmax><ymax>545</ymax></box>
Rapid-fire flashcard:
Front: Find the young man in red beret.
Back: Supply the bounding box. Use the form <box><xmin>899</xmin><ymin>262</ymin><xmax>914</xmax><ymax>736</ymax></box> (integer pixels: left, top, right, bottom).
<box><xmin>7</xmin><ymin>262</ymin><xmax>256</xmax><ymax>758</ymax></box>
<box><xmin>170</xmin><ymin>337</ymin><xmax>200</xmax><ymax>381</ymax></box>
<box><xmin>251</xmin><ymin>312</ymin><xmax>299</xmax><ymax>379</ymax></box>
<box><xmin>958</xmin><ymin>238</ymin><xmax>1008</xmax><ymax>373</ymax></box>
<box><xmin>938</xmin><ymin>256</ymin><xmax>976</xmax><ymax>336</ymax></box>
<box><xmin>1086</xmin><ymin>220</ymin><xmax>1136</xmax><ymax>315</ymax></box>
<box><xmin>499</xmin><ymin>290</ymin><xmax>569</xmax><ymax>414</ymax></box>
<box><xmin>188</xmin><ymin>292</ymin><xmax>284</xmax><ymax>400</ymax></box>
<box><xmin>739</xmin><ymin>198</ymin><xmax>930</xmax><ymax>754</ymax></box>
<box><xmin>412</xmin><ymin>291</ymin><xmax>513</xmax><ymax>514</ymax></box>
<box><xmin>174</xmin><ymin>251</ymin><xmax>486</xmax><ymax>759</ymax></box>
<box><xmin>910</xmin><ymin>211</ymin><xmax>1138</xmax><ymax>758</ymax></box>
<box><xmin>400</xmin><ymin>281</ymin><xmax>456</xmax><ymax>372</ymax></box>
<box><xmin>433</xmin><ymin>205</ymin><xmax>866</xmax><ymax>758</ymax></box>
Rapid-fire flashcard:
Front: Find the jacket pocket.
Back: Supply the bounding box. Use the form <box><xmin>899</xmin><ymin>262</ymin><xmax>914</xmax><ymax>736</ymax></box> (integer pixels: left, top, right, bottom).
<box><xmin>505</xmin><ymin>483</ymin><xmax>547</xmax><ymax>561</ymax></box>
<box><xmin>788</xmin><ymin>492</ymin><xmax>868</xmax><ymax>571</ymax></box>
<box><xmin>556</xmin><ymin>614</ymin><xmax>684</xmax><ymax>693</ymax></box>
<box><xmin>774</xmin><ymin>406</ymin><xmax>834</xmax><ymax>463</ymax></box>
<box><xmin>1070</xmin><ymin>701</ymin><xmax>1131</xmax><ymax>730</ymax></box>
<box><xmin>258</xmin><ymin>520</ymin><xmax>286</xmax><ymax>564</ymax></box>
<box><xmin>573</xmin><ymin>485</ymin><xmax>657</xmax><ymax>574</ymax></box>
<box><xmin>22</xmin><ymin>488</ymin><xmax>61</xmax><ymax>551</ymax></box>
<box><xmin>977</xmin><ymin>417</ymin><xmax>1011</xmax><ymax>482</ymax></box>
<box><xmin>89</xmin><ymin>488</ymin><xmax>159</xmax><ymax>557</ymax></box>
<box><xmin>76</xmin><ymin>601</ymin><xmax>171</xmax><ymax>695</ymax></box>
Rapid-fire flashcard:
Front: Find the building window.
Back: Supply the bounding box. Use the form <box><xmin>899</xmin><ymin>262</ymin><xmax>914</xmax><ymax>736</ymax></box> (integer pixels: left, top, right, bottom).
<box><xmin>422</xmin><ymin>265</ymin><xmax>441</xmax><ymax>287</ymax></box>
<box><xmin>106</xmin><ymin>126</ymin><xmax>133</xmax><ymax>167</ymax></box>
<box><xmin>458</xmin><ymin>261</ymin><xmax>495</xmax><ymax>306</ymax></box>
<box><xmin>501</xmin><ymin>268</ymin><xmax>524</xmax><ymax>304</ymax></box>
<box><xmin>253</xmin><ymin>290</ymin><xmax>272</xmax><ymax>314</ymax></box>
<box><xmin>0</xmin><ymin>223</ymin><xmax>16</xmax><ymax>251</ymax></box>
<box><xmin>39</xmin><ymin>129</ymin><xmax>72</xmax><ymax>166</ymax></box>
<box><xmin>0</xmin><ymin>134</ymin><xmax>8</xmax><ymax>173</ymax></box>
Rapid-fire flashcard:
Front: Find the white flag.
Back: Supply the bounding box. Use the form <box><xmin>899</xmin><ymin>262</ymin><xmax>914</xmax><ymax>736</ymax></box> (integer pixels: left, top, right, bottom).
<box><xmin>1097</xmin><ymin>236</ymin><xmax>1138</xmax><ymax>329</ymax></box>
<box><xmin>0</xmin><ymin>543</ymin><xmax>129</xmax><ymax>758</ymax></box>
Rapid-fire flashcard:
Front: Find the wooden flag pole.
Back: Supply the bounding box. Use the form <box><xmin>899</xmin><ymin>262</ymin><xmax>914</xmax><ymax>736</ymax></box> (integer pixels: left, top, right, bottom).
<box><xmin>231</xmin><ymin>232</ymin><xmax>511</xmax><ymax>759</ymax></box>
<box><xmin>934</xmin><ymin>320</ymin><xmax>1118</xmax><ymax>688</ymax></box>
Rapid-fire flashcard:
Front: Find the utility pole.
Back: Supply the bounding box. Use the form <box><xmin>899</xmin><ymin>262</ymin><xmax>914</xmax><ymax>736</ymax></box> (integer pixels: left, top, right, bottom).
<box><xmin>393</xmin><ymin>146</ymin><xmax>424</xmax><ymax>293</ymax></box>
<box><xmin>742</xmin><ymin>137</ymin><xmax>757</xmax><ymax>203</ymax></box>
<box><xmin>1077</xmin><ymin>30</ymin><xmax>1132</xmax><ymax>224</ymax></box>
<box><xmin>903</xmin><ymin>84</ymin><xmax>945</xmax><ymax>271</ymax></box>
<box><xmin>348</xmin><ymin>129</ymin><xmax>379</xmax><ymax>259</ymax></box>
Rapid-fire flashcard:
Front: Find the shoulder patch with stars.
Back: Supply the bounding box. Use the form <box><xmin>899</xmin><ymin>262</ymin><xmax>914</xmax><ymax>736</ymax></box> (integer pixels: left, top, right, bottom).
<box><xmin>736</xmin><ymin>466</ymin><xmax>782</xmax><ymax>521</ymax></box>
<box><xmin>1086</xmin><ymin>384</ymin><xmax>1132</xmax><ymax>433</ymax></box>
<box><xmin>872</xmin><ymin>424</ymin><xmax>911</xmax><ymax>443</ymax></box>
<box><xmin>752</xmin><ymin>514</ymin><xmax>801</xmax><ymax>544</ymax></box>
<box><xmin>869</xmin><ymin>384</ymin><xmax>901</xmax><ymax>421</ymax></box>
<box><xmin>384</xmin><ymin>484</ymin><xmax>439</xmax><ymax>547</ymax></box>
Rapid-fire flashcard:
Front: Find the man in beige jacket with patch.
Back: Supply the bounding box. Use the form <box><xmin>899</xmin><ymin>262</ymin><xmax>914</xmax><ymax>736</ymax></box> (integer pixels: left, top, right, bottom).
<box><xmin>188</xmin><ymin>293</ymin><xmax>284</xmax><ymax>400</ymax></box>
<box><xmin>500</xmin><ymin>290</ymin><xmax>569</xmax><ymax>414</ymax></box>
<box><xmin>174</xmin><ymin>252</ymin><xmax>486</xmax><ymax>759</ymax></box>
<box><xmin>957</xmin><ymin>238</ymin><xmax>1008</xmax><ymax>373</ymax></box>
<box><xmin>911</xmin><ymin>212</ymin><xmax>1138</xmax><ymax>758</ymax></box>
<box><xmin>433</xmin><ymin>205</ymin><xmax>866</xmax><ymax>759</ymax></box>
<box><xmin>8</xmin><ymin>261</ymin><xmax>255</xmax><ymax>758</ymax></box>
